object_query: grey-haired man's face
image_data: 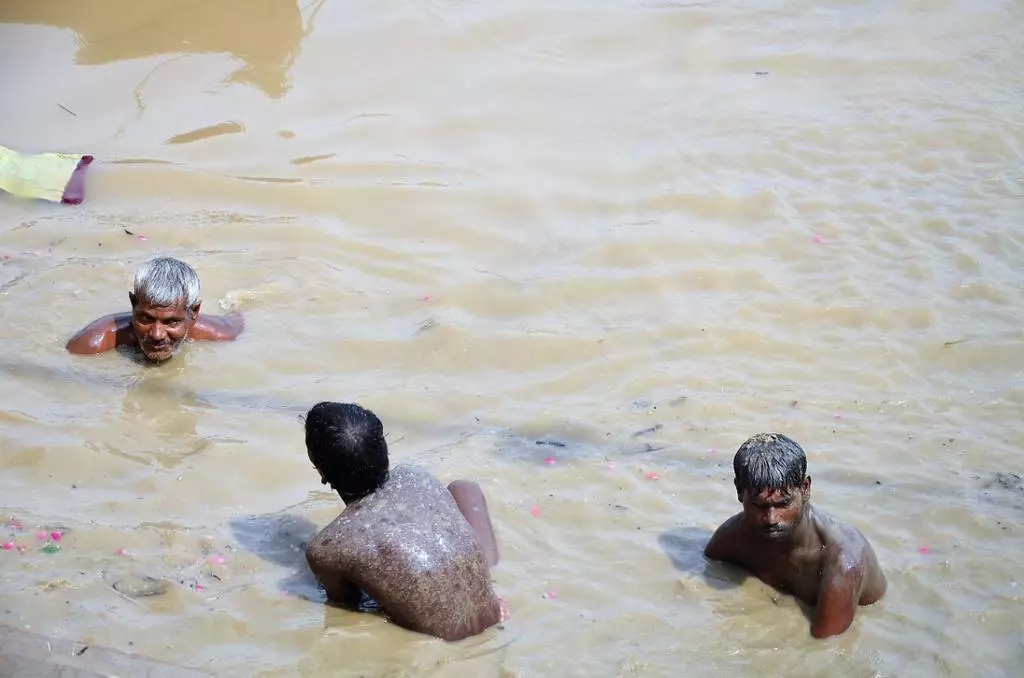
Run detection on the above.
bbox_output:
[129,293,199,361]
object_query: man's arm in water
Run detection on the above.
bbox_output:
[65,313,134,354]
[305,543,362,607]
[810,548,867,638]
[448,480,500,567]
[189,311,245,341]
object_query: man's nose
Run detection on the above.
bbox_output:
[763,509,778,525]
[150,322,167,339]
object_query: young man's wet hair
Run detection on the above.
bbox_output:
[733,432,807,495]
[305,401,389,502]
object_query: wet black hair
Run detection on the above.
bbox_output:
[304,401,389,502]
[733,432,807,495]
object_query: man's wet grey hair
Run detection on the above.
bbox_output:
[733,433,807,494]
[133,257,202,314]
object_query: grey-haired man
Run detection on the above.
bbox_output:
[66,256,243,361]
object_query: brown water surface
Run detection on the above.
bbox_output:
[2,1,1023,676]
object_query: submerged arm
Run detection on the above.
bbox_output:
[306,546,361,607]
[448,479,500,567]
[811,555,865,638]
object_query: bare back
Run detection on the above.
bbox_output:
[306,465,501,641]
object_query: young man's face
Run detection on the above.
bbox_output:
[739,478,811,539]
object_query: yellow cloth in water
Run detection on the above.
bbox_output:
[0,145,84,203]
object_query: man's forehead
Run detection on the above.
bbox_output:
[135,300,188,315]
[753,488,798,502]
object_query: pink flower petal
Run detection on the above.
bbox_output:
[50,531,63,542]
[421,295,431,302]
[10,520,23,531]
[136,235,148,241]
[707,447,717,456]
[2,542,13,551]
[36,530,48,541]
[209,554,226,566]
[644,471,660,480]
[918,546,929,554]
[544,456,557,466]
[834,413,844,421]
[530,506,542,517]
[813,234,824,244]
[195,583,205,591]
[544,590,558,599]
[116,548,127,556]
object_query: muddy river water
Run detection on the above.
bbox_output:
[1,1,1023,676]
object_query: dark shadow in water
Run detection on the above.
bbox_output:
[0,0,326,99]
[229,512,324,602]
[658,525,747,591]
[229,511,383,613]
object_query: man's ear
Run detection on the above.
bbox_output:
[129,292,138,308]
[802,475,812,500]
[190,302,202,321]
[734,478,744,503]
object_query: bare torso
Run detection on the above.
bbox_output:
[65,311,243,355]
[305,465,501,641]
[706,505,886,637]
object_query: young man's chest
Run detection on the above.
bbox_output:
[744,547,824,604]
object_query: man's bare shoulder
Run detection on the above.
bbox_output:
[305,516,367,576]
[704,513,746,562]
[66,313,134,354]
[813,509,871,559]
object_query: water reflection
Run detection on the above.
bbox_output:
[0,0,321,98]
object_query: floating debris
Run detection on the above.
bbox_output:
[631,424,664,438]
[112,575,170,598]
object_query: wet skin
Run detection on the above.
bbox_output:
[704,478,887,638]
[66,293,243,361]
[305,465,505,642]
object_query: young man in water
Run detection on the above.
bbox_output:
[704,433,886,638]
[303,401,506,641]
[66,256,243,361]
